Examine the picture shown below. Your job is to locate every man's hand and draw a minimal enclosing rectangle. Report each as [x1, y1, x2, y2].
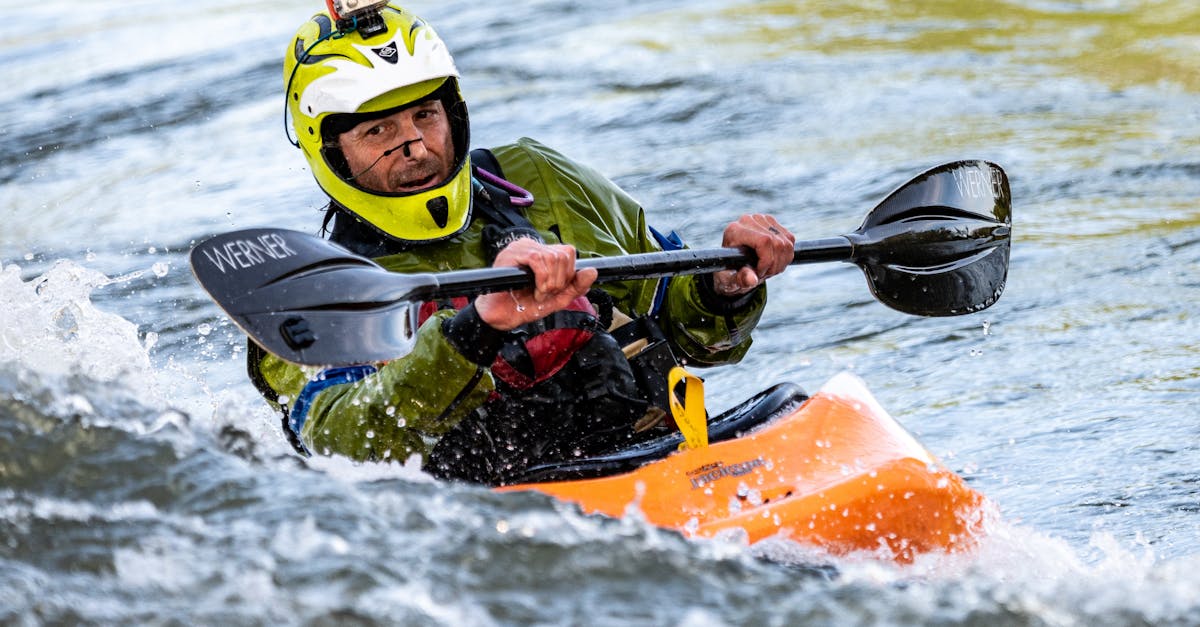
[711, 214, 796, 297]
[475, 238, 598, 331]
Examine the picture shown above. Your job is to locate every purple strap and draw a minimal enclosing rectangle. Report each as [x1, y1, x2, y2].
[474, 167, 535, 207]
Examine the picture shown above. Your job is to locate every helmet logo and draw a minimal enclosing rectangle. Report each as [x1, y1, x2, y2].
[372, 42, 400, 64]
[426, 196, 450, 228]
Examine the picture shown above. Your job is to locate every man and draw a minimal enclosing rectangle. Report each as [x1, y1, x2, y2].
[252, 4, 795, 485]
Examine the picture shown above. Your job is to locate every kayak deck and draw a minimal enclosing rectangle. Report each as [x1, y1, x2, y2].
[498, 373, 987, 562]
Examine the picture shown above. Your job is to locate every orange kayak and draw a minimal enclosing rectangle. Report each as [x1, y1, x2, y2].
[498, 373, 988, 562]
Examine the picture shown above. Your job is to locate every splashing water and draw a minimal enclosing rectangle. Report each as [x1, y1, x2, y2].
[0, 261, 151, 383]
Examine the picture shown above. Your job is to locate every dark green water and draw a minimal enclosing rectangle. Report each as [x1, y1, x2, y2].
[2, 1, 1198, 624]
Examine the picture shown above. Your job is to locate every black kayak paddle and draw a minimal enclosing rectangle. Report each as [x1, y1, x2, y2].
[190, 160, 1011, 366]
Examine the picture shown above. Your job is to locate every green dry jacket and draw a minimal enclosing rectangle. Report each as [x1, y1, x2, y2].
[251, 138, 766, 463]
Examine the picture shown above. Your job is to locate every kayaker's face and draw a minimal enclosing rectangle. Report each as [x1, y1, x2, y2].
[336, 100, 456, 194]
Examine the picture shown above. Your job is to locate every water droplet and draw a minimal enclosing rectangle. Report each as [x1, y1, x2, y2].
[197, 323, 212, 336]
[152, 262, 169, 278]
[54, 305, 80, 341]
[63, 394, 94, 416]
[365, 430, 375, 439]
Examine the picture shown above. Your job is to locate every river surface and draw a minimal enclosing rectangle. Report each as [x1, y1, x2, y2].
[2, 1, 1199, 625]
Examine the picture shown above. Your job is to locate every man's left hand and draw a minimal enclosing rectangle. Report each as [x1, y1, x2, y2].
[711, 214, 796, 297]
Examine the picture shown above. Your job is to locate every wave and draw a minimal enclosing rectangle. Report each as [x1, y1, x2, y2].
[1, 256, 1197, 626]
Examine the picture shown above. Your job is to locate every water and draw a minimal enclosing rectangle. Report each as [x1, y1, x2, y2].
[2, 0, 1198, 624]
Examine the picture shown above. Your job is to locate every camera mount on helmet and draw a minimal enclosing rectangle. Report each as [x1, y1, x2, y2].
[325, 0, 390, 38]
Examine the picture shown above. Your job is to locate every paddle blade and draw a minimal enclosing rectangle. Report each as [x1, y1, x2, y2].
[189, 228, 433, 365]
[850, 161, 1012, 317]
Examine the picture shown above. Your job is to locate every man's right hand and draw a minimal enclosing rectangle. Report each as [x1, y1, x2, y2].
[474, 238, 598, 331]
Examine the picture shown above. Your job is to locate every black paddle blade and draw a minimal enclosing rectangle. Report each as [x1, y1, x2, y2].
[189, 228, 434, 365]
[848, 160, 1012, 317]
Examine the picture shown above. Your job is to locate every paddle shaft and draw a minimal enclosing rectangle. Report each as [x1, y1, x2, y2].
[420, 237, 852, 299]
[188, 160, 1009, 365]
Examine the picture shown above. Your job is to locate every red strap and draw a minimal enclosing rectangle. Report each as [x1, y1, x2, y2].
[325, 0, 342, 21]
[420, 295, 601, 390]
[491, 296, 598, 390]
[418, 296, 470, 326]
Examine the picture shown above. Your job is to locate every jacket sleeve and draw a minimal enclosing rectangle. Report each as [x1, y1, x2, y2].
[616, 190, 768, 367]
[252, 310, 495, 462]
[657, 274, 766, 366]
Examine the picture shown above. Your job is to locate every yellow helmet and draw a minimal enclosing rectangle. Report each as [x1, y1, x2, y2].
[284, 5, 472, 243]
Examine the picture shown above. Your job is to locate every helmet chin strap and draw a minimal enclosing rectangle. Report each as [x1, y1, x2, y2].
[347, 139, 420, 182]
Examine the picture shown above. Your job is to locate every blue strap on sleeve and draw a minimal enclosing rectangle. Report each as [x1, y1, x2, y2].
[286, 365, 378, 454]
[649, 225, 684, 316]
